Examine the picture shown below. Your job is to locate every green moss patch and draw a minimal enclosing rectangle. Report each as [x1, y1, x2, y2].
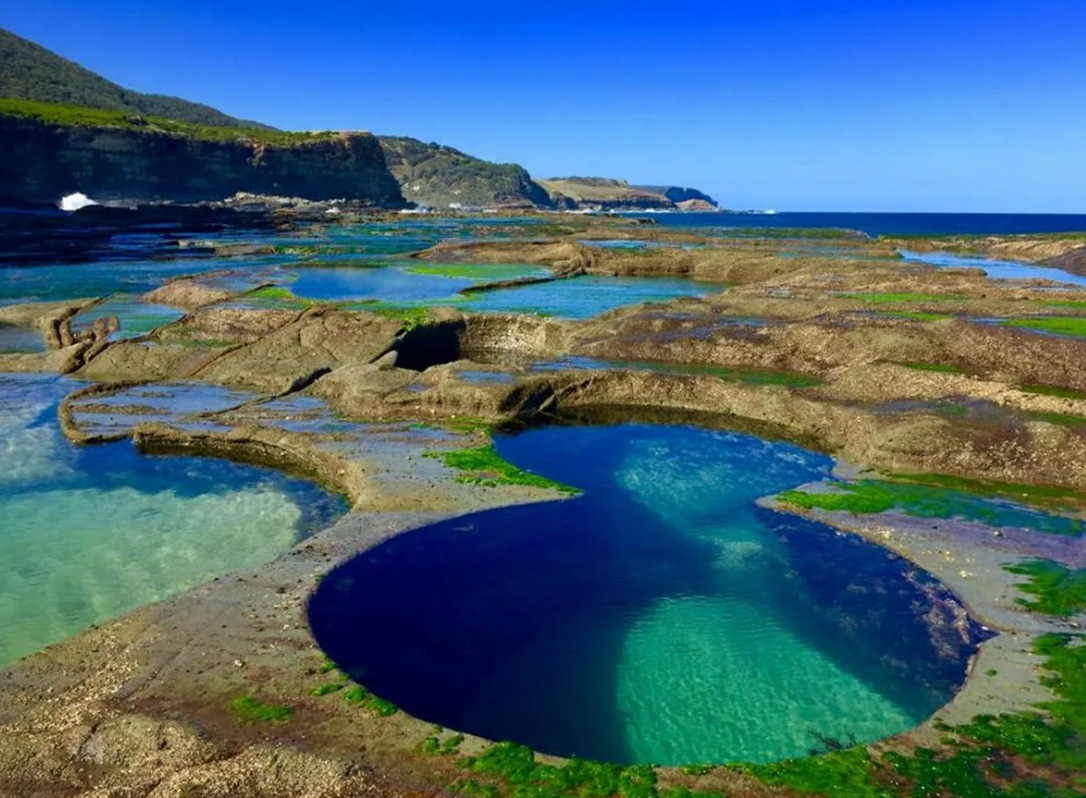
[777, 479, 1086, 535]
[1003, 317, 1086, 337]
[846, 292, 962, 305]
[897, 361, 966, 374]
[342, 685, 399, 716]
[1004, 560, 1086, 617]
[1036, 299, 1086, 310]
[230, 695, 293, 724]
[1024, 410, 1086, 427]
[1020, 384, 1086, 401]
[882, 311, 954, 322]
[425, 445, 579, 494]
[404, 263, 543, 281]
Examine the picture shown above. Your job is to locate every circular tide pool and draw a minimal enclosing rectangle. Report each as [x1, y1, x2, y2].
[309, 423, 984, 765]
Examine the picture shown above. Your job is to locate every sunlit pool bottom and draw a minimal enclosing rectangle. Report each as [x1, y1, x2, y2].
[0, 374, 348, 668]
[310, 423, 987, 765]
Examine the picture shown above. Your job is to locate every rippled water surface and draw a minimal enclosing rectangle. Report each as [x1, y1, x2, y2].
[0, 374, 347, 668]
[311, 423, 984, 764]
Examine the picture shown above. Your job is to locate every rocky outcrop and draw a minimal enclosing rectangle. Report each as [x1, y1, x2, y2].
[378, 136, 550, 209]
[538, 177, 718, 211]
[635, 184, 719, 207]
[0, 109, 407, 206]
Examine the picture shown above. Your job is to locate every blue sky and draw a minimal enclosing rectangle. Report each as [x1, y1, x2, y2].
[3, 0, 1084, 212]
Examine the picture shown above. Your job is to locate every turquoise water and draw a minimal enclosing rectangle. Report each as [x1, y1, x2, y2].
[900, 250, 1086, 288]
[287, 263, 546, 302]
[311, 424, 982, 765]
[461, 275, 723, 318]
[71, 296, 185, 340]
[0, 260, 227, 305]
[0, 374, 347, 669]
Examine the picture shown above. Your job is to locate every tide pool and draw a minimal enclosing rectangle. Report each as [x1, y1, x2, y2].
[0, 374, 347, 669]
[310, 423, 983, 764]
[900, 250, 1086, 288]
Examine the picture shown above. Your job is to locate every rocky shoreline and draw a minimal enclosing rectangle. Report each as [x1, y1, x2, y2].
[1, 214, 1085, 797]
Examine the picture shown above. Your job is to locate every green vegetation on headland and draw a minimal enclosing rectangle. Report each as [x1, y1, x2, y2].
[0, 26, 270, 128]
[1002, 317, 1086, 338]
[1005, 560, 1086, 617]
[230, 695, 293, 724]
[425, 445, 579, 494]
[776, 478, 1086, 535]
[446, 634, 1086, 798]
[0, 97, 332, 145]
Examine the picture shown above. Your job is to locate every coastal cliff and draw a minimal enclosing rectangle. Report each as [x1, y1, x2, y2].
[0, 101, 406, 206]
[379, 136, 550, 209]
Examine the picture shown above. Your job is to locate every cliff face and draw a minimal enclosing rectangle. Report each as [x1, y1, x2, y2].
[379, 136, 550, 209]
[0, 114, 406, 206]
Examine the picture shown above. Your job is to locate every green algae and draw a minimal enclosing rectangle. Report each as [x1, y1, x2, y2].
[422, 733, 466, 756]
[309, 682, 345, 697]
[458, 744, 658, 798]
[405, 263, 543, 281]
[1020, 384, 1086, 401]
[1004, 560, 1086, 617]
[1002, 318, 1086, 338]
[883, 311, 954, 322]
[1036, 300, 1086, 310]
[1024, 410, 1086, 427]
[425, 445, 579, 494]
[230, 695, 293, 724]
[847, 292, 961, 305]
[898, 473, 1086, 513]
[342, 685, 399, 716]
[898, 361, 966, 374]
[604, 360, 821, 389]
[776, 479, 1086, 535]
[442, 634, 1086, 796]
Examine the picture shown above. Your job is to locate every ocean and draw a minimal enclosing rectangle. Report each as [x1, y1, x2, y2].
[634, 212, 1086, 237]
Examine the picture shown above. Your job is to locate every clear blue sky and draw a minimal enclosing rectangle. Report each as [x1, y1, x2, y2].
[3, 0, 1084, 212]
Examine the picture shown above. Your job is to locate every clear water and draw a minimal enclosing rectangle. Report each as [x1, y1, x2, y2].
[0, 374, 347, 669]
[0, 325, 46, 353]
[310, 423, 982, 765]
[900, 250, 1086, 288]
[461, 275, 723, 319]
[287, 264, 527, 302]
[71, 296, 185, 340]
[0, 260, 227, 305]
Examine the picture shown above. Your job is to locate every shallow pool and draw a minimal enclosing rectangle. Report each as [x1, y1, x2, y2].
[900, 250, 1086, 288]
[461, 275, 722, 319]
[310, 423, 983, 765]
[0, 374, 348, 668]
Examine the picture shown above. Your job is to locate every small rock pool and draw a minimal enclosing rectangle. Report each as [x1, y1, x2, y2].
[0, 374, 348, 669]
[310, 423, 987, 765]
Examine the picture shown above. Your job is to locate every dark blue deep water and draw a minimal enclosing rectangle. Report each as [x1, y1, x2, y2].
[309, 423, 984, 765]
[638, 212, 1086, 237]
